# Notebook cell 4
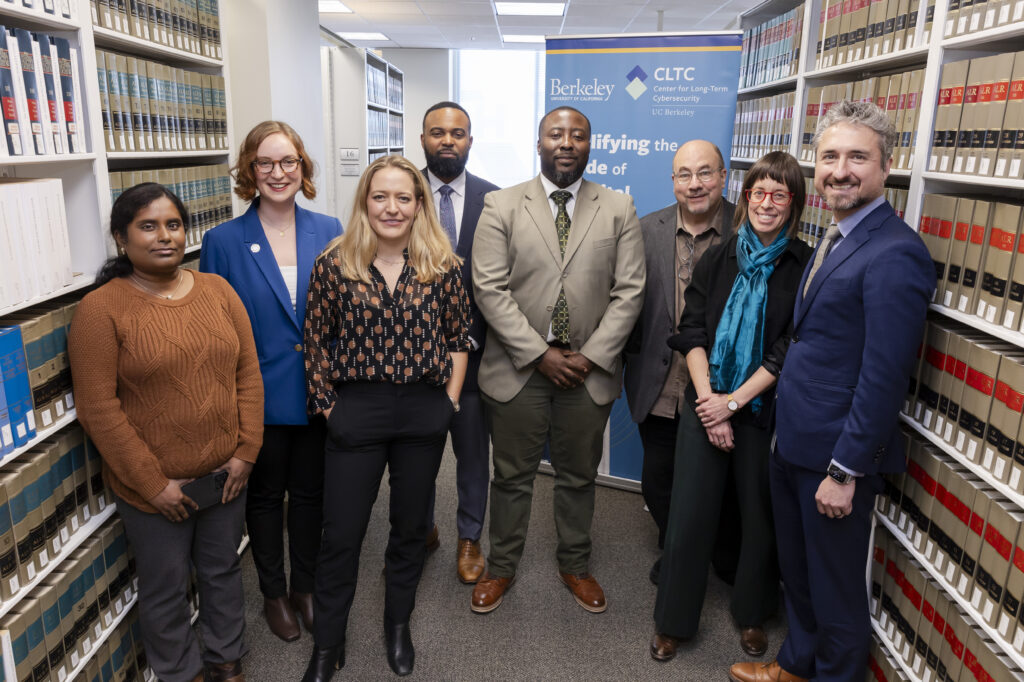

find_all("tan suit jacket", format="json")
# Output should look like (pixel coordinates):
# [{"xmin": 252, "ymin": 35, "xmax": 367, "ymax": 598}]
[{"xmin": 472, "ymin": 175, "xmax": 646, "ymax": 405}]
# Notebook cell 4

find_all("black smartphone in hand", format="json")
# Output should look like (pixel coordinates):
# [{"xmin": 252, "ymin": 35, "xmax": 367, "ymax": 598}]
[{"xmin": 180, "ymin": 470, "xmax": 229, "ymax": 511}]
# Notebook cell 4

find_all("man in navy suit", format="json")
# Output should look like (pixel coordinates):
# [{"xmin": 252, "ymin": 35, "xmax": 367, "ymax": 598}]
[
  {"xmin": 730, "ymin": 101, "xmax": 934, "ymax": 682},
  {"xmin": 420, "ymin": 101, "xmax": 500, "ymax": 584}
]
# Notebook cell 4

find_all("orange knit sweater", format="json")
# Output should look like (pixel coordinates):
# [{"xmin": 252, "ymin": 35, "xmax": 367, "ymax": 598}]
[{"xmin": 68, "ymin": 272, "xmax": 264, "ymax": 513}]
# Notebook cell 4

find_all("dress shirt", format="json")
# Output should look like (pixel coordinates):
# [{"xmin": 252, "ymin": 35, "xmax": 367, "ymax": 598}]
[
  {"xmin": 427, "ymin": 170, "xmax": 467, "ymax": 243},
  {"xmin": 650, "ymin": 202, "xmax": 727, "ymax": 419},
  {"xmin": 826, "ymin": 194, "xmax": 887, "ymax": 478},
  {"xmin": 304, "ymin": 252, "xmax": 472, "ymax": 414}
]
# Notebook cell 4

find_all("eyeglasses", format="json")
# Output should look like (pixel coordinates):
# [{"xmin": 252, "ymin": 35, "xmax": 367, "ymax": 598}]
[
  {"xmin": 673, "ymin": 168, "xmax": 723, "ymax": 184},
  {"xmin": 745, "ymin": 188, "xmax": 794, "ymax": 206},
  {"xmin": 253, "ymin": 157, "xmax": 302, "ymax": 174}
]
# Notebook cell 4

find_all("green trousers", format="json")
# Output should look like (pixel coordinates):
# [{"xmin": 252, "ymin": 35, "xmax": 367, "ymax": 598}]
[{"xmin": 482, "ymin": 371, "xmax": 614, "ymax": 577}]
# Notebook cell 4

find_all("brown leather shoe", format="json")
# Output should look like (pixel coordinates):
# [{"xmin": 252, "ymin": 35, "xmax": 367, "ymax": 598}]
[
  {"xmin": 650, "ymin": 632, "xmax": 687, "ymax": 662},
  {"xmin": 456, "ymin": 539, "xmax": 485, "ymax": 584},
  {"xmin": 206, "ymin": 660, "xmax": 245, "ymax": 682},
  {"xmin": 425, "ymin": 525, "xmax": 440, "ymax": 554},
  {"xmin": 558, "ymin": 572, "xmax": 607, "ymax": 613},
  {"xmin": 290, "ymin": 590, "xmax": 315, "ymax": 631},
  {"xmin": 190, "ymin": 674, "xmax": 204, "ymax": 682},
  {"xmin": 740, "ymin": 626, "xmax": 768, "ymax": 657},
  {"xmin": 264, "ymin": 595, "xmax": 300, "ymax": 642},
  {"xmin": 470, "ymin": 572, "xmax": 514, "ymax": 613},
  {"xmin": 729, "ymin": 660, "xmax": 808, "ymax": 682}
]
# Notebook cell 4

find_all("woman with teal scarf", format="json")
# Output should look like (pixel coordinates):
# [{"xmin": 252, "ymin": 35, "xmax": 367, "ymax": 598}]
[{"xmin": 650, "ymin": 152, "xmax": 813, "ymax": 663}]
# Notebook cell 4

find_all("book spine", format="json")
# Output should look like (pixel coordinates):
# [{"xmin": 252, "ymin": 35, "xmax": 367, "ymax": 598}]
[{"xmin": 0, "ymin": 327, "xmax": 37, "ymax": 447}]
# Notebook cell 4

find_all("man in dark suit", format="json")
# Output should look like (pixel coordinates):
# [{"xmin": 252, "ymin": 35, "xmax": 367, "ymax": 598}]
[
  {"xmin": 730, "ymin": 101, "xmax": 934, "ymax": 682},
  {"xmin": 624, "ymin": 139, "xmax": 736, "ymax": 586},
  {"xmin": 420, "ymin": 101, "xmax": 500, "ymax": 584}
]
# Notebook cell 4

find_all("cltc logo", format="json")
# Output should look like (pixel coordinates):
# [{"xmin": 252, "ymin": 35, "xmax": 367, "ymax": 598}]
[{"xmin": 626, "ymin": 65, "xmax": 648, "ymax": 100}]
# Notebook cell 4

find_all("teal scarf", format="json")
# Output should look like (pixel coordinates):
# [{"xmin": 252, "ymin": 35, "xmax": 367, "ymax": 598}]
[{"xmin": 708, "ymin": 221, "xmax": 790, "ymax": 414}]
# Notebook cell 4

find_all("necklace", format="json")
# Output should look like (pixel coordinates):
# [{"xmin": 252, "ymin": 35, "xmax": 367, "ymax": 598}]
[
  {"xmin": 131, "ymin": 270, "xmax": 184, "ymax": 299},
  {"xmin": 375, "ymin": 255, "xmax": 405, "ymax": 266}
]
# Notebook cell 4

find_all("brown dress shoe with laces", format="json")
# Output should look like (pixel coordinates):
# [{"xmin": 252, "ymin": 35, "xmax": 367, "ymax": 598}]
[
  {"xmin": 264, "ymin": 596, "xmax": 300, "ymax": 642},
  {"xmin": 729, "ymin": 660, "xmax": 809, "ymax": 682},
  {"xmin": 740, "ymin": 626, "xmax": 768, "ymax": 657},
  {"xmin": 558, "ymin": 572, "xmax": 607, "ymax": 613},
  {"xmin": 470, "ymin": 572, "xmax": 514, "ymax": 613},
  {"xmin": 456, "ymin": 539, "xmax": 485, "ymax": 584},
  {"xmin": 650, "ymin": 632, "xmax": 688, "ymax": 662}
]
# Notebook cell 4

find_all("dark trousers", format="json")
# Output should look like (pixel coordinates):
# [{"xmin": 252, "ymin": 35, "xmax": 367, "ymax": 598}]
[
  {"xmin": 247, "ymin": 421, "xmax": 326, "ymax": 598},
  {"xmin": 116, "ymin": 491, "xmax": 247, "ymax": 682},
  {"xmin": 427, "ymin": 390, "xmax": 489, "ymax": 541},
  {"xmin": 483, "ymin": 371, "xmax": 614, "ymax": 577},
  {"xmin": 653, "ymin": 404, "xmax": 779, "ymax": 638},
  {"xmin": 771, "ymin": 447, "xmax": 880, "ymax": 682},
  {"xmin": 313, "ymin": 382, "xmax": 451, "ymax": 648},
  {"xmin": 639, "ymin": 413, "xmax": 742, "ymax": 575}
]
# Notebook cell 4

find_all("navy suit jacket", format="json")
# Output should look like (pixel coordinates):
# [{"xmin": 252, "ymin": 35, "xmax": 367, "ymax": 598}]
[
  {"xmin": 775, "ymin": 200, "xmax": 934, "ymax": 475},
  {"xmin": 423, "ymin": 169, "xmax": 500, "ymax": 393},
  {"xmin": 200, "ymin": 199, "xmax": 342, "ymax": 424}
]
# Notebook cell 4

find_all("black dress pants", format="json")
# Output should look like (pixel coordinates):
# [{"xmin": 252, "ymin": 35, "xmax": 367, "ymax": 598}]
[
  {"xmin": 246, "ymin": 420, "xmax": 326, "ymax": 598},
  {"xmin": 313, "ymin": 381, "xmax": 452, "ymax": 648}
]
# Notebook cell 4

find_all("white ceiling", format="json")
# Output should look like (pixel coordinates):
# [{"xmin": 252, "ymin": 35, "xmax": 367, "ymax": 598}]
[{"xmin": 319, "ymin": 0, "xmax": 768, "ymax": 50}]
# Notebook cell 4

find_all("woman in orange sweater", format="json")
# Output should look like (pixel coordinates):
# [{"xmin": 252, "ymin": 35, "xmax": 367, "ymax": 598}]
[{"xmin": 69, "ymin": 183, "xmax": 263, "ymax": 682}]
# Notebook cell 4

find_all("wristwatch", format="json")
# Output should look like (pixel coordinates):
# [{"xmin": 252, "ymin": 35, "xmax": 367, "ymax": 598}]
[
  {"xmin": 826, "ymin": 462, "xmax": 855, "ymax": 485},
  {"xmin": 726, "ymin": 394, "xmax": 739, "ymax": 413}
]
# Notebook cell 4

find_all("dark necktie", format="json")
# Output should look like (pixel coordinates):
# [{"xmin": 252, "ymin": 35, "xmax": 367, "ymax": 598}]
[
  {"xmin": 803, "ymin": 222, "xmax": 842, "ymax": 296},
  {"xmin": 439, "ymin": 184, "xmax": 457, "ymax": 246},
  {"xmin": 551, "ymin": 190, "xmax": 572, "ymax": 344}
]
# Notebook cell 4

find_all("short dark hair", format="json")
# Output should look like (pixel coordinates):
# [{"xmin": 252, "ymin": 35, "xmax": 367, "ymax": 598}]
[
  {"xmin": 96, "ymin": 182, "xmax": 191, "ymax": 285},
  {"xmin": 538, "ymin": 106, "xmax": 591, "ymax": 138},
  {"xmin": 422, "ymin": 101, "xmax": 472, "ymax": 132}
]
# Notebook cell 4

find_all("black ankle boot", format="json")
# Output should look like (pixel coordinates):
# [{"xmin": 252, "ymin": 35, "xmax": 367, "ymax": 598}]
[
  {"xmin": 384, "ymin": 622, "xmax": 414, "ymax": 676},
  {"xmin": 301, "ymin": 644, "xmax": 345, "ymax": 682}
]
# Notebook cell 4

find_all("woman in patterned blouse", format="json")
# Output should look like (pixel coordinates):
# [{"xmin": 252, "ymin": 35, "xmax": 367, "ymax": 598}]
[{"xmin": 301, "ymin": 155, "xmax": 471, "ymax": 681}]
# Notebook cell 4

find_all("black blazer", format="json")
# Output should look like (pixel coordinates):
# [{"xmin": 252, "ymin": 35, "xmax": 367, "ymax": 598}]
[
  {"xmin": 422, "ymin": 169, "xmax": 500, "ymax": 392},
  {"xmin": 668, "ymin": 232, "xmax": 813, "ymax": 428}
]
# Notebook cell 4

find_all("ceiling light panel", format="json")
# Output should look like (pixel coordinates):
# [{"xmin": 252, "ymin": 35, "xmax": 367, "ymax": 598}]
[
  {"xmin": 495, "ymin": 2, "xmax": 566, "ymax": 16},
  {"xmin": 501, "ymin": 33, "xmax": 546, "ymax": 42}
]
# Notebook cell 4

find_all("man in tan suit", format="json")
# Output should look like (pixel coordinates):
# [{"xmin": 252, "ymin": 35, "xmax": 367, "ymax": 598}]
[{"xmin": 470, "ymin": 106, "xmax": 645, "ymax": 615}]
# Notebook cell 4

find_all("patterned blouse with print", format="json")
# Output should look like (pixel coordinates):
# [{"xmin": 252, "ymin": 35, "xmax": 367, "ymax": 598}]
[{"xmin": 304, "ymin": 250, "xmax": 472, "ymax": 415}]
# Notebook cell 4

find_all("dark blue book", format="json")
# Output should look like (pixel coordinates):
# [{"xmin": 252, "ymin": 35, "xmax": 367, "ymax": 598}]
[
  {"xmin": 0, "ymin": 25, "xmax": 23, "ymax": 156},
  {"xmin": 13, "ymin": 28, "xmax": 44, "ymax": 154},
  {"xmin": 35, "ymin": 33, "xmax": 62, "ymax": 154},
  {"xmin": 0, "ymin": 326, "xmax": 37, "ymax": 447},
  {"xmin": 52, "ymin": 37, "xmax": 77, "ymax": 153}
]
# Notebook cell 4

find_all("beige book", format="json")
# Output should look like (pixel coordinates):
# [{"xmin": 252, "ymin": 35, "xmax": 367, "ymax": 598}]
[
  {"xmin": 882, "ymin": 0, "xmax": 901, "ymax": 51},
  {"xmin": 994, "ymin": 51, "xmax": 1024, "ymax": 180},
  {"xmin": 103, "ymin": 51, "xmax": 127, "ymax": 153},
  {"xmin": 847, "ymin": 0, "xmax": 870, "ymax": 62},
  {"xmin": 1001, "ymin": 524, "xmax": 1024, "ymax": 650},
  {"xmin": 870, "ymin": 531, "xmax": 889, "ymax": 618},
  {"xmin": 189, "ymin": 70, "xmax": 205, "ymax": 150},
  {"xmin": 31, "ymin": 448, "xmax": 61, "ymax": 562},
  {"xmin": 892, "ymin": 0, "xmax": 912, "ymax": 50},
  {"xmin": 29, "ymin": 580, "xmax": 67, "ymax": 681},
  {"xmin": 915, "ymin": 322, "xmax": 955, "ymax": 430},
  {"xmin": 955, "ymin": 200, "xmax": 993, "ymax": 314},
  {"xmin": 7, "ymin": 462, "xmax": 48, "ymax": 579},
  {"xmin": 919, "ymin": 194, "xmax": 958, "ymax": 303},
  {"xmin": 865, "ymin": 0, "xmax": 887, "ymax": 57},
  {"xmin": 83, "ymin": 437, "xmax": 108, "ymax": 515},
  {"xmin": 956, "ymin": 341, "xmax": 1002, "ymax": 465},
  {"xmin": 905, "ymin": 442, "xmax": 943, "ymax": 552},
  {"xmin": 956, "ymin": 0, "xmax": 977, "ymax": 34},
  {"xmin": 835, "ymin": 0, "xmax": 854, "ymax": 65},
  {"xmin": 821, "ymin": 0, "xmax": 843, "ymax": 67},
  {"xmin": 915, "ymin": 581, "xmax": 948, "ymax": 680},
  {"xmin": 953, "ymin": 56, "xmax": 991, "ymax": 174},
  {"xmin": 906, "ymin": 0, "xmax": 921, "ymax": 47},
  {"xmin": 983, "ymin": 353, "xmax": 1024, "ymax": 482},
  {"xmin": 0, "ymin": 603, "xmax": 49, "ymax": 682},
  {"xmin": 933, "ymin": 60, "xmax": 971, "ymax": 172},
  {"xmin": 936, "ymin": 328, "xmax": 978, "ymax": 444},
  {"xmin": 213, "ymin": 74, "xmax": 226, "ymax": 149},
  {"xmin": 945, "ymin": 0, "xmax": 964, "ymax": 35},
  {"xmin": 0, "ymin": 481, "xmax": 19, "ymax": 602},
  {"xmin": 897, "ymin": 69, "xmax": 924, "ymax": 169},
  {"xmin": 975, "ymin": 498, "xmax": 1023, "ymax": 628},
  {"xmin": 977, "ymin": 53, "xmax": 1016, "ymax": 177},
  {"xmin": 801, "ymin": 86, "xmax": 824, "ymax": 161},
  {"xmin": 953, "ymin": 476, "xmax": 992, "ymax": 601},
  {"xmin": 979, "ymin": 202, "xmax": 1023, "ymax": 323},
  {"xmin": 0, "ymin": 470, "xmax": 31, "ymax": 590},
  {"xmin": 124, "ymin": 56, "xmax": 146, "ymax": 152}
]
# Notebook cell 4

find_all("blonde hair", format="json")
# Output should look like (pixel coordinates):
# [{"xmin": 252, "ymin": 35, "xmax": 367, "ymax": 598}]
[
  {"xmin": 324, "ymin": 155, "xmax": 461, "ymax": 284},
  {"xmin": 231, "ymin": 120, "xmax": 317, "ymax": 202}
]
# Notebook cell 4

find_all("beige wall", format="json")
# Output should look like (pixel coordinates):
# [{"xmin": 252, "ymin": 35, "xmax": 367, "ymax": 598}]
[{"xmin": 381, "ymin": 49, "xmax": 451, "ymax": 169}]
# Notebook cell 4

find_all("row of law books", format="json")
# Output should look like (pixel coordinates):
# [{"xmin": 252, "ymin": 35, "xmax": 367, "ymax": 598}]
[
  {"xmin": 366, "ymin": 59, "xmax": 388, "ymax": 109},
  {"xmin": 96, "ymin": 48, "xmax": 228, "ymax": 153},
  {"xmin": 109, "ymin": 163, "xmax": 232, "ymax": 249},
  {"xmin": 0, "ymin": 27, "xmax": 86, "ymax": 158},
  {"xmin": 388, "ymin": 112, "xmax": 403, "ymax": 149},
  {"xmin": 930, "ymin": 51, "xmax": 1024, "ymax": 180},
  {"xmin": 0, "ymin": 512, "xmax": 142, "ymax": 682},
  {"xmin": 738, "ymin": 2, "xmax": 804, "ymax": 89},
  {"xmin": 0, "ymin": 0, "xmax": 76, "ymax": 21},
  {"xmin": 0, "ymin": 178, "xmax": 74, "ymax": 311},
  {"xmin": 905, "ymin": 317, "xmax": 1024, "ymax": 493},
  {"xmin": 368, "ymin": 108, "xmax": 391, "ymax": 149},
  {"xmin": 870, "ymin": 514, "xmax": 1024, "ymax": 680},
  {"xmin": 814, "ymin": 0, "xmax": 933, "ymax": 71},
  {"xmin": 944, "ymin": 0, "xmax": 1024, "ymax": 39},
  {"xmin": 801, "ymin": 69, "xmax": 925, "ymax": 169},
  {"xmin": 732, "ymin": 91, "xmax": 795, "ymax": 159},
  {"xmin": 918, "ymin": 194, "xmax": 1024, "ymax": 328},
  {"xmin": 0, "ymin": 301, "xmax": 77, "ymax": 456},
  {"xmin": 387, "ymin": 71, "xmax": 403, "ymax": 111},
  {"xmin": 91, "ymin": 0, "xmax": 222, "ymax": 60}
]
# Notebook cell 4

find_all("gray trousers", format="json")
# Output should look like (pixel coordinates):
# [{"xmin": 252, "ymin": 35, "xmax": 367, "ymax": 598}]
[{"xmin": 116, "ymin": 491, "xmax": 248, "ymax": 682}]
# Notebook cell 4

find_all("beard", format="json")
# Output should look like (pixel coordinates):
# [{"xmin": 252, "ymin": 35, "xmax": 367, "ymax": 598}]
[
  {"xmin": 824, "ymin": 191, "xmax": 866, "ymax": 213},
  {"xmin": 541, "ymin": 156, "xmax": 586, "ymax": 188},
  {"xmin": 424, "ymin": 149, "xmax": 467, "ymax": 180}
]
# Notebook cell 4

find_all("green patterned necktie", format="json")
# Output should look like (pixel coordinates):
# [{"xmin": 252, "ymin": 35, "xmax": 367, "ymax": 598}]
[{"xmin": 551, "ymin": 190, "xmax": 572, "ymax": 344}]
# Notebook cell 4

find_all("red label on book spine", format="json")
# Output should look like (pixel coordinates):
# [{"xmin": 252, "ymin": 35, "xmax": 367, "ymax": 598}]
[
  {"xmin": 955, "ymin": 221, "xmax": 970, "ymax": 241},
  {"xmin": 985, "ymin": 522, "xmax": 1011, "ymax": 560},
  {"xmin": 1009, "ymin": 79, "xmax": 1024, "ymax": 102},
  {"xmin": 971, "ymin": 224, "xmax": 986, "ymax": 245},
  {"xmin": 939, "ymin": 220, "xmax": 953, "ymax": 239},
  {"xmin": 990, "ymin": 227, "xmax": 1015, "ymax": 252},
  {"xmin": 966, "ymin": 367, "xmax": 995, "ymax": 396}
]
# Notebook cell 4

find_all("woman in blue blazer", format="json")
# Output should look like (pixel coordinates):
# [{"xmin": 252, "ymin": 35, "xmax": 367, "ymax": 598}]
[{"xmin": 200, "ymin": 121, "xmax": 342, "ymax": 643}]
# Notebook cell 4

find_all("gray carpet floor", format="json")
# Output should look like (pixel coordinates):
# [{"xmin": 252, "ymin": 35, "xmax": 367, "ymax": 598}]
[{"xmin": 236, "ymin": 442, "xmax": 788, "ymax": 681}]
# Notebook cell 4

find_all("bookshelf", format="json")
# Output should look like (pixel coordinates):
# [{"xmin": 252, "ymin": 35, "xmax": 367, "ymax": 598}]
[
  {"xmin": 735, "ymin": 0, "xmax": 1024, "ymax": 678},
  {"xmin": 0, "ymin": 0, "xmax": 236, "ymax": 679},
  {"xmin": 320, "ymin": 44, "xmax": 406, "ymax": 223}
]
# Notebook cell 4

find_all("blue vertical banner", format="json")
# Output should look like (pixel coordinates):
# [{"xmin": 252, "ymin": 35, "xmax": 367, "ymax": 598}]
[{"xmin": 545, "ymin": 32, "xmax": 742, "ymax": 485}]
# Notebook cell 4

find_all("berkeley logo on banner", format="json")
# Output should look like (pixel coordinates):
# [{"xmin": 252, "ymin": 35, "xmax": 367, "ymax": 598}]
[{"xmin": 545, "ymin": 32, "xmax": 742, "ymax": 483}]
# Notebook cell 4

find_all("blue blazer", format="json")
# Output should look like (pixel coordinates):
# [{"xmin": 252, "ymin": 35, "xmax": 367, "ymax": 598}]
[
  {"xmin": 200, "ymin": 200, "xmax": 342, "ymax": 424},
  {"xmin": 423, "ymin": 170, "xmax": 500, "ymax": 393},
  {"xmin": 774, "ymin": 201, "xmax": 934, "ymax": 475}
]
